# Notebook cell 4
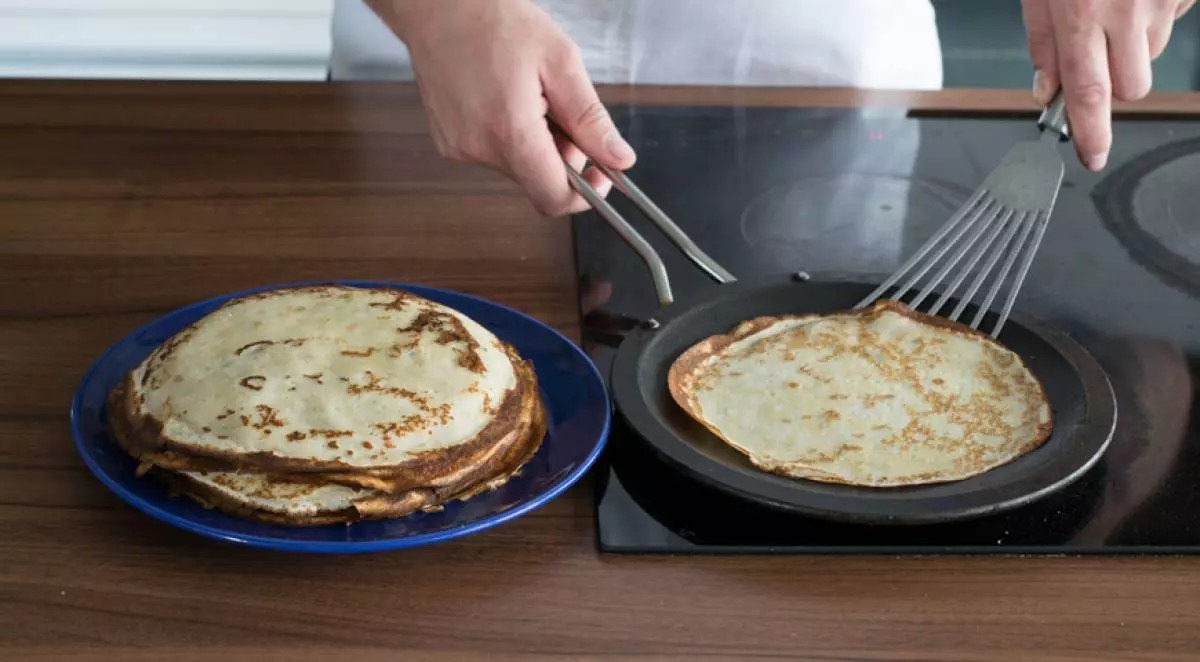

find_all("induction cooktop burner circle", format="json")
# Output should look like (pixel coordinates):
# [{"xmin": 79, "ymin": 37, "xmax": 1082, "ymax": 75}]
[
  {"xmin": 737, "ymin": 174, "xmax": 972, "ymax": 274},
  {"xmin": 1095, "ymin": 137, "xmax": 1200, "ymax": 297}
]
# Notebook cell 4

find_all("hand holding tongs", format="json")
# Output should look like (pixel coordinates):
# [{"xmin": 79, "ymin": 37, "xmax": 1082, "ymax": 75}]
[{"xmin": 547, "ymin": 117, "xmax": 735, "ymax": 306}]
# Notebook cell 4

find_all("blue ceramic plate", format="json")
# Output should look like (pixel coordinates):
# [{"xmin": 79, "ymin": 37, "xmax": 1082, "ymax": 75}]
[{"xmin": 71, "ymin": 281, "xmax": 610, "ymax": 553}]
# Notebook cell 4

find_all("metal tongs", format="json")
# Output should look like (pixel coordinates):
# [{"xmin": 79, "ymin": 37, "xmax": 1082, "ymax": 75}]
[{"xmin": 549, "ymin": 119, "xmax": 734, "ymax": 306}]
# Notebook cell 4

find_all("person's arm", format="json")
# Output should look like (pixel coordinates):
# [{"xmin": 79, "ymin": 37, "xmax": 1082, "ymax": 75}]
[
  {"xmin": 1022, "ymin": 0, "xmax": 1196, "ymax": 172},
  {"xmin": 365, "ymin": 0, "xmax": 635, "ymax": 216}
]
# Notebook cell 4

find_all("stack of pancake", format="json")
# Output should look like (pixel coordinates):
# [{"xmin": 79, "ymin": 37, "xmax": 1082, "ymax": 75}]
[{"xmin": 107, "ymin": 285, "xmax": 547, "ymax": 526}]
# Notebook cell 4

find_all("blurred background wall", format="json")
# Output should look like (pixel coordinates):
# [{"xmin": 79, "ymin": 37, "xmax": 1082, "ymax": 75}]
[{"xmin": 0, "ymin": 0, "xmax": 1196, "ymax": 90}]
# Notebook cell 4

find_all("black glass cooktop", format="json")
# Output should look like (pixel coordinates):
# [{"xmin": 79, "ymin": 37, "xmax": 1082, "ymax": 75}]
[{"xmin": 573, "ymin": 105, "xmax": 1200, "ymax": 554}]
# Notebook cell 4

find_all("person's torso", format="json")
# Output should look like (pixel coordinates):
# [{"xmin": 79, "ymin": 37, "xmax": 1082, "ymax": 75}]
[
  {"xmin": 333, "ymin": 0, "xmax": 943, "ymax": 89},
  {"xmin": 539, "ymin": 0, "xmax": 942, "ymax": 88}
]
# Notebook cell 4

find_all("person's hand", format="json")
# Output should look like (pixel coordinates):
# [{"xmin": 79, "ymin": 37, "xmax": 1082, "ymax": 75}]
[
  {"xmin": 368, "ymin": 0, "xmax": 635, "ymax": 216},
  {"xmin": 1022, "ymin": 0, "xmax": 1195, "ymax": 171}
]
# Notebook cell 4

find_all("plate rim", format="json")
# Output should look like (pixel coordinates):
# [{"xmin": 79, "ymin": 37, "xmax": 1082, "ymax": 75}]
[{"xmin": 70, "ymin": 279, "xmax": 611, "ymax": 553}]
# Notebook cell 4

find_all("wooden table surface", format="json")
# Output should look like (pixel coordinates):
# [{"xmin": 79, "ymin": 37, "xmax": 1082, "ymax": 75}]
[{"xmin": 3, "ymin": 81, "xmax": 1200, "ymax": 661}]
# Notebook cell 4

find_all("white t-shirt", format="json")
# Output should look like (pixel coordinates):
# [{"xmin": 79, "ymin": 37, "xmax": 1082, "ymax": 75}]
[
  {"xmin": 332, "ymin": 0, "xmax": 943, "ymax": 89},
  {"xmin": 538, "ymin": 0, "xmax": 942, "ymax": 88}
]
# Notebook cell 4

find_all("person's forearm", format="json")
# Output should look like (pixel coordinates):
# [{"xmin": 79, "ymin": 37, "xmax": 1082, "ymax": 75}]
[{"xmin": 364, "ymin": 0, "xmax": 438, "ymax": 44}]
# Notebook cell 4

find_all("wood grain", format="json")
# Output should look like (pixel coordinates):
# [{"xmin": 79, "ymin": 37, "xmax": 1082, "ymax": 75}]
[{"xmin": 2, "ymin": 81, "xmax": 1200, "ymax": 661}]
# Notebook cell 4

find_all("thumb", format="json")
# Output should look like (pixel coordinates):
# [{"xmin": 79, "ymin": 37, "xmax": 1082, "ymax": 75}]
[
  {"xmin": 1021, "ymin": 0, "xmax": 1059, "ymax": 105},
  {"xmin": 541, "ymin": 45, "xmax": 636, "ymax": 170}
]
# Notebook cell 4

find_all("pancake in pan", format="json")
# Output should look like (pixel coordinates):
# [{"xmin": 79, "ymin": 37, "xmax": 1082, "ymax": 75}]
[{"xmin": 668, "ymin": 300, "xmax": 1053, "ymax": 487}]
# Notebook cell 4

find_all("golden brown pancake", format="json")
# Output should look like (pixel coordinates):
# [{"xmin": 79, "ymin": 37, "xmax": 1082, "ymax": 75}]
[
  {"xmin": 115, "ymin": 285, "xmax": 524, "ymax": 474},
  {"xmin": 668, "ymin": 300, "xmax": 1053, "ymax": 487},
  {"xmin": 106, "ymin": 285, "xmax": 548, "ymax": 525},
  {"xmin": 158, "ymin": 400, "xmax": 547, "ymax": 526}
]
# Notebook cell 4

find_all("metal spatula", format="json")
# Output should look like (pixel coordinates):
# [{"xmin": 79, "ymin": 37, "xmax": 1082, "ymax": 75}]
[{"xmin": 855, "ymin": 90, "xmax": 1070, "ymax": 338}]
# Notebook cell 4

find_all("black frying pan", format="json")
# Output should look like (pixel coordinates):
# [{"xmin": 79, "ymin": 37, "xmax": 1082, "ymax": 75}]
[
  {"xmin": 565, "ymin": 144, "xmax": 1117, "ymax": 525},
  {"xmin": 607, "ymin": 274, "xmax": 1115, "ymax": 524}
]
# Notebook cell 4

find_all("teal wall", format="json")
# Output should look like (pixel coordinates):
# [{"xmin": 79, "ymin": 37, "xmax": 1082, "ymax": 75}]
[{"xmin": 934, "ymin": 0, "xmax": 1200, "ymax": 91}]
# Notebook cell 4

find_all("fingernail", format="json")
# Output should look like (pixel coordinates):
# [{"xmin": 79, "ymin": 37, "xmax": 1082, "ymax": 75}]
[
  {"xmin": 604, "ymin": 131, "xmax": 635, "ymax": 163},
  {"xmin": 1033, "ymin": 69, "xmax": 1054, "ymax": 105},
  {"xmin": 1085, "ymin": 152, "xmax": 1109, "ymax": 171}
]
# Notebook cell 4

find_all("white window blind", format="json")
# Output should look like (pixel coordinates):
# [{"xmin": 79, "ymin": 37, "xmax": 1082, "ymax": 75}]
[{"xmin": 0, "ymin": 0, "xmax": 333, "ymax": 81}]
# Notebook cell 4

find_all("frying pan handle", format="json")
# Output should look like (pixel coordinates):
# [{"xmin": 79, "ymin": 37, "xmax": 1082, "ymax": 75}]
[
  {"xmin": 1037, "ymin": 88, "xmax": 1070, "ymax": 142},
  {"xmin": 582, "ymin": 309, "xmax": 644, "ymax": 348}
]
